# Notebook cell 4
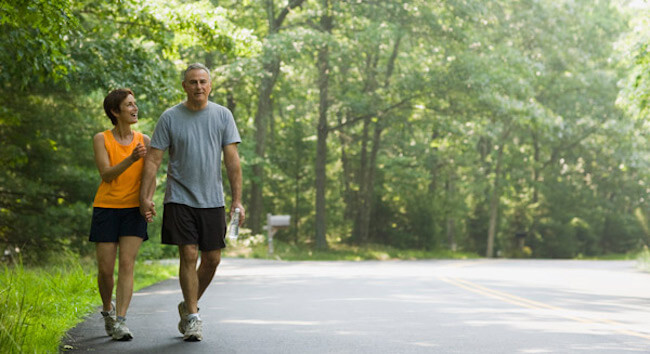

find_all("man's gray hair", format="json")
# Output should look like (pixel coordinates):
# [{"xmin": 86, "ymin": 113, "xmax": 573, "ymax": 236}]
[{"xmin": 183, "ymin": 63, "xmax": 211, "ymax": 82}]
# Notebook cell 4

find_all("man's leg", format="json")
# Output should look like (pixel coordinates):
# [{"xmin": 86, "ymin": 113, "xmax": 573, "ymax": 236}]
[
  {"xmin": 116, "ymin": 236, "xmax": 143, "ymax": 317},
  {"xmin": 179, "ymin": 244, "xmax": 200, "ymax": 313},
  {"xmin": 96, "ymin": 242, "xmax": 118, "ymax": 311},
  {"xmin": 197, "ymin": 249, "xmax": 221, "ymax": 300}
]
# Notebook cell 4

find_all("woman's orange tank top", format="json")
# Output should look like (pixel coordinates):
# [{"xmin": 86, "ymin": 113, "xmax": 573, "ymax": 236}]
[{"xmin": 93, "ymin": 130, "xmax": 144, "ymax": 208}]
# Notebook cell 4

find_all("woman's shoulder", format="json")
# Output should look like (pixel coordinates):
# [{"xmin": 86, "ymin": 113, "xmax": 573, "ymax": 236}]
[
  {"xmin": 133, "ymin": 131, "xmax": 150, "ymax": 143},
  {"xmin": 93, "ymin": 130, "xmax": 110, "ymax": 142}
]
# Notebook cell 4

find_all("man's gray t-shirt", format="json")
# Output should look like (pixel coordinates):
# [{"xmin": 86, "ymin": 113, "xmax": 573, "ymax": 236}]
[{"xmin": 150, "ymin": 102, "xmax": 241, "ymax": 208}]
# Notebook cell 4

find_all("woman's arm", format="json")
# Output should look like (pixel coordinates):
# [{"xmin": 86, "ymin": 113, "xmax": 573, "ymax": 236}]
[{"xmin": 93, "ymin": 133, "xmax": 146, "ymax": 183}]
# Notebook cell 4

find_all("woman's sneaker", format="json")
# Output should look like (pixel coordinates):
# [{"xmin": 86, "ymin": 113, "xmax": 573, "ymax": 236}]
[
  {"xmin": 101, "ymin": 302, "xmax": 116, "ymax": 336},
  {"xmin": 183, "ymin": 317, "xmax": 203, "ymax": 342},
  {"xmin": 112, "ymin": 318, "xmax": 133, "ymax": 341}
]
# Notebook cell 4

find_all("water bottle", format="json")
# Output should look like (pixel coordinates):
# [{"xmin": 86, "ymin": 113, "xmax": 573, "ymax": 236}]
[{"xmin": 228, "ymin": 208, "xmax": 240, "ymax": 240}]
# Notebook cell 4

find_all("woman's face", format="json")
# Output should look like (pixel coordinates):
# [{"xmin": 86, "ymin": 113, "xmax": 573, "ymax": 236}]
[{"xmin": 114, "ymin": 94, "xmax": 138, "ymax": 124}]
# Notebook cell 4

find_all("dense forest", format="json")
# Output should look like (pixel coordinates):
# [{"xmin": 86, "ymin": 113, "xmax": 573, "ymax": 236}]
[{"xmin": 1, "ymin": 0, "xmax": 650, "ymax": 262}]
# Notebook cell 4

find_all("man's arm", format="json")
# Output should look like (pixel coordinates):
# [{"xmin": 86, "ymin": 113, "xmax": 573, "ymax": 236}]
[
  {"xmin": 140, "ymin": 147, "xmax": 163, "ymax": 222},
  {"xmin": 223, "ymin": 143, "xmax": 245, "ymax": 225}
]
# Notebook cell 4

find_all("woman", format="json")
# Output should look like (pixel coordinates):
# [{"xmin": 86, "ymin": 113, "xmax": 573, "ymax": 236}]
[{"xmin": 89, "ymin": 88, "xmax": 149, "ymax": 341}]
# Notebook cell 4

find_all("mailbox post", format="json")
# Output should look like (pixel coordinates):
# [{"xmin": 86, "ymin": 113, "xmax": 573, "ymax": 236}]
[{"xmin": 266, "ymin": 213, "xmax": 290, "ymax": 255}]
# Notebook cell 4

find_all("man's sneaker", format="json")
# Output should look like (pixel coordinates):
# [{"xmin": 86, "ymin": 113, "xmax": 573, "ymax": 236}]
[
  {"xmin": 177, "ymin": 301, "xmax": 189, "ymax": 334},
  {"xmin": 183, "ymin": 317, "xmax": 203, "ymax": 342},
  {"xmin": 112, "ymin": 318, "xmax": 134, "ymax": 341},
  {"xmin": 100, "ymin": 301, "xmax": 116, "ymax": 336}
]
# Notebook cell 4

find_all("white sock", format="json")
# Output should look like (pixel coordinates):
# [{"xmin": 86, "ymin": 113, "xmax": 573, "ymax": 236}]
[{"xmin": 188, "ymin": 313, "xmax": 200, "ymax": 321}]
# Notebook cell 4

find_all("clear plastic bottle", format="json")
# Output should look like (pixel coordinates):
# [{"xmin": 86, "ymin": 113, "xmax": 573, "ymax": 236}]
[{"xmin": 227, "ymin": 208, "xmax": 240, "ymax": 240}]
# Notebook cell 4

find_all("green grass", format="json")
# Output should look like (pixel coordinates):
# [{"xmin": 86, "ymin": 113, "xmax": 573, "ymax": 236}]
[
  {"xmin": 574, "ymin": 252, "xmax": 641, "ymax": 261},
  {"xmin": 0, "ymin": 258, "xmax": 177, "ymax": 353},
  {"xmin": 224, "ymin": 234, "xmax": 478, "ymax": 261}
]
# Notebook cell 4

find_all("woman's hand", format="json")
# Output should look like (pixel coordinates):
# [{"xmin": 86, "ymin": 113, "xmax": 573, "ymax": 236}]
[{"xmin": 131, "ymin": 142, "xmax": 146, "ymax": 162}]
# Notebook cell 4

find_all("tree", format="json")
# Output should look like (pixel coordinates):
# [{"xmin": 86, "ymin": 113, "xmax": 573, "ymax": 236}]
[
  {"xmin": 249, "ymin": 0, "xmax": 306, "ymax": 234},
  {"xmin": 0, "ymin": 0, "xmax": 255, "ymax": 262}
]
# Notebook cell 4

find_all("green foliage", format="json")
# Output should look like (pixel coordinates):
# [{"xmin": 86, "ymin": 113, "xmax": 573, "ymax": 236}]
[
  {"xmin": 0, "ymin": 0, "xmax": 258, "ymax": 263},
  {"xmin": 0, "ymin": 260, "xmax": 95, "ymax": 353},
  {"xmin": 1, "ymin": 0, "xmax": 649, "ymax": 262},
  {"xmin": 0, "ymin": 0, "xmax": 78, "ymax": 87},
  {"xmin": 0, "ymin": 258, "xmax": 177, "ymax": 353},
  {"xmin": 225, "ymin": 236, "xmax": 478, "ymax": 261},
  {"xmin": 617, "ymin": 4, "xmax": 650, "ymax": 121}
]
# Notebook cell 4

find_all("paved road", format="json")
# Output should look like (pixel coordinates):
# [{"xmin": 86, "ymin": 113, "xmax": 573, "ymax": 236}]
[{"xmin": 63, "ymin": 258, "xmax": 650, "ymax": 353}]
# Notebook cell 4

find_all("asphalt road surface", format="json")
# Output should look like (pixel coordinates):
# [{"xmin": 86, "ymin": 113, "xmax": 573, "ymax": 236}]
[{"xmin": 62, "ymin": 258, "xmax": 650, "ymax": 353}]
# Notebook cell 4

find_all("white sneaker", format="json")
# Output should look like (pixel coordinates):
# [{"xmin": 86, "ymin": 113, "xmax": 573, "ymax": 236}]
[
  {"xmin": 100, "ymin": 301, "xmax": 116, "ymax": 336},
  {"xmin": 183, "ymin": 317, "xmax": 203, "ymax": 342},
  {"xmin": 112, "ymin": 318, "xmax": 133, "ymax": 341},
  {"xmin": 178, "ymin": 301, "xmax": 200, "ymax": 334},
  {"xmin": 177, "ymin": 301, "xmax": 189, "ymax": 334}
]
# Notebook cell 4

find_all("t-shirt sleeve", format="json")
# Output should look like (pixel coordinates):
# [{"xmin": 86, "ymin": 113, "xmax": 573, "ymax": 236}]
[
  {"xmin": 150, "ymin": 113, "xmax": 170, "ymax": 151},
  {"xmin": 222, "ymin": 108, "xmax": 241, "ymax": 146}
]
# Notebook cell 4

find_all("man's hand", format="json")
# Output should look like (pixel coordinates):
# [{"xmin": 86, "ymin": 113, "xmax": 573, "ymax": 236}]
[
  {"xmin": 140, "ymin": 200, "xmax": 156, "ymax": 223},
  {"xmin": 224, "ymin": 143, "xmax": 243, "ymax": 226},
  {"xmin": 139, "ymin": 147, "xmax": 163, "ymax": 223},
  {"xmin": 231, "ymin": 203, "xmax": 245, "ymax": 226}
]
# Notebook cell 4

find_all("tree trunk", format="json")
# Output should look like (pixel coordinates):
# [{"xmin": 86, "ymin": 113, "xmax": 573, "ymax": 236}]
[
  {"xmin": 248, "ymin": 0, "xmax": 305, "ymax": 233},
  {"xmin": 353, "ymin": 32, "xmax": 402, "ymax": 244},
  {"xmin": 314, "ymin": 0, "xmax": 332, "ymax": 250},
  {"xmin": 446, "ymin": 177, "xmax": 456, "ymax": 251},
  {"xmin": 532, "ymin": 130, "xmax": 540, "ymax": 204},
  {"xmin": 358, "ymin": 121, "xmax": 384, "ymax": 242},
  {"xmin": 486, "ymin": 127, "xmax": 511, "ymax": 258},
  {"xmin": 486, "ymin": 146, "xmax": 503, "ymax": 258},
  {"xmin": 337, "ymin": 115, "xmax": 358, "ymax": 241},
  {"xmin": 293, "ymin": 169, "xmax": 301, "ymax": 244},
  {"xmin": 353, "ymin": 117, "xmax": 371, "ymax": 243},
  {"xmin": 249, "ymin": 57, "xmax": 280, "ymax": 234}
]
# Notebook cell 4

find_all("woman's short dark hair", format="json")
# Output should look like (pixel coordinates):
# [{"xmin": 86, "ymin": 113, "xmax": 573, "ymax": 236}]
[{"xmin": 103, "ymin": 88, "xmax": 134, "ymax": 125}]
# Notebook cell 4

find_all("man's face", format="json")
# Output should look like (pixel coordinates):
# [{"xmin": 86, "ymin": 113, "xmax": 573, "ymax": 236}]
[{"xmin": 182, "ymin": 69, "xmax": 212, "ymax": 105}]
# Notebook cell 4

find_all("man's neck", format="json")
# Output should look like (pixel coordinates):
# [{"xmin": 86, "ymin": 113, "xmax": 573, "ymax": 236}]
[{"xmin": 183, "ymin": 100, "xmax": 208, "ymax": 111}]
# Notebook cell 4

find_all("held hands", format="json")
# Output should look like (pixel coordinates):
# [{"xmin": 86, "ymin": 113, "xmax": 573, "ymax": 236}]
[
  {"xmin": 130, "ymin": 143, "xmax": 146, "ymax": 162},
  {"xmin": 140, "ymin": 200, "xmax": 156, "ymax": 223}
]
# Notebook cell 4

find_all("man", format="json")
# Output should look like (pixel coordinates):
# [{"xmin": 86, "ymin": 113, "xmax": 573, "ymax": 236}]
[{"xmin": 140, "ymin": 63, "xmax": 245, "ymax": 342}]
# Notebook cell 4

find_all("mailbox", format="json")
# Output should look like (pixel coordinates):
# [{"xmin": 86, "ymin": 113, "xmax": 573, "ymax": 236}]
[
  {"xmin": 266, "ymin": 213, "xmax": 291, "ymax": 255},
  {"xmin": 269, "ymin": 215, "xmax": 290, "ymax": 227}
]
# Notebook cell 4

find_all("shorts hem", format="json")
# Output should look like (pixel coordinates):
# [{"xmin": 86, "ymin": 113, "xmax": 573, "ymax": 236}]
[
  {"xmin": 89, "ymin": 234, "xmax": 149, "ymax": 243},
  {"xmin": 161, "ymin": 240, "xmax": 226, "ymax": 251}
]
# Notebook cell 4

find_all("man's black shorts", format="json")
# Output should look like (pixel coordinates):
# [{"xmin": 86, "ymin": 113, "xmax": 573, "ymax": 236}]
[
  {"xmin": 161, "ymin": 203, "xmax": 226, "ymax": 251},
  {"xmin": 89, "ymin": 207, "xmax": 149, "ymax": 242}
]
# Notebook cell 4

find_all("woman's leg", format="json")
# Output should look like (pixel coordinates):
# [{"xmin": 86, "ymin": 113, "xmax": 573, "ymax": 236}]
[
  {"xmin": 96, "ymin": 242, "xmax": 118, "ymax": 311},
  {"xmin": 115, "ymin": 236, "xmax": 143, "ymax": 317}
]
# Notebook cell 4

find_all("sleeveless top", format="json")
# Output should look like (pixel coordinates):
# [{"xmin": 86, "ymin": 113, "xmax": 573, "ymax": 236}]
[{"xmin": 93, "ymin": 130, "xmax": 144, "ymax": 208}]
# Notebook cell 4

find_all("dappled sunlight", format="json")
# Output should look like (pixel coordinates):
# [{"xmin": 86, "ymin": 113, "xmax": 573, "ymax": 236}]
[
  {"xmin": 220, "ymin": 319, "xmax": 324, "ymax": 326},
  {"xmin": 214, "ymin": 259, "xmax": 650, "ymax": 351},
  {"xmin": 133, "ymin": 289, "xmax": 181, "ymax": 297}
]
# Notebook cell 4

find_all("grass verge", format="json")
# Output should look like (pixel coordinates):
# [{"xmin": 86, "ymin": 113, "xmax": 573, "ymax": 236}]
[
  {"xmin": 224, "ymin": 234, "xmax": 478, "ymax": 261},
  {"xmin": 574, "ymin": 252, "xmax": 641, "ymax": 261},
  {"xmin": 0, "ymin": 258, "xmax": 177, "ymax": 353}
]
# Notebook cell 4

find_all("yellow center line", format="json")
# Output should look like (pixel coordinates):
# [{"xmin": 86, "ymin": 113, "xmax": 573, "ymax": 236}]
[{"xmin": 439, "ymin": 276, "xmax": 650, "ymax": 341}]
